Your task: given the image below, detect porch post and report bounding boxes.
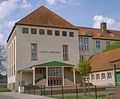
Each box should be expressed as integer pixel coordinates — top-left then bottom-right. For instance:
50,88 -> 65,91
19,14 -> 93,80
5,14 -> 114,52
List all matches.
19,71 -> 22,86
73,68 -> 76,85
46,67 -> 48,87
62,67 -> 64,86
32,67 -> 35,85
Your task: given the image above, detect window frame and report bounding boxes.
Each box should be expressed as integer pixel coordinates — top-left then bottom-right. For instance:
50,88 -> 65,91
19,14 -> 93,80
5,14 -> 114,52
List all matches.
31,43 -> 37,61
31,28 -> 37,34
22,28 -> 29,34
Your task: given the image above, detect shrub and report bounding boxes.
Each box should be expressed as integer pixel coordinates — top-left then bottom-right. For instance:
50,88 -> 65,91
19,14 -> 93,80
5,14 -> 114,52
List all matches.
0,88 -> 11,92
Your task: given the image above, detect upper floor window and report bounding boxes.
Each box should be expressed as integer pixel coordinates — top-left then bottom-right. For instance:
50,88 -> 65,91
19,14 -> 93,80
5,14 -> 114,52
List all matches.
80,55 -> 84,62
47,30 -> 52,36
62,31 -> 67,37
107,72 -> 112,79
55,31 -> 60,36
96,40 -> 100,48
31,28 -> 37,34
31,43 -> 37,61
63,45 -> 69,61
96,74 -> 100,80
101,73 -> 106,80
69,32 -> 74,37
39,29 -> 45,35
22,28 -> 28,34
106,41 -> 110,47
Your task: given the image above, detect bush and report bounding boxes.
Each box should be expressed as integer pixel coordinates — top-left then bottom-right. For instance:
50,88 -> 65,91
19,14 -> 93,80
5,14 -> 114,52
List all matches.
0,88 -> 11,92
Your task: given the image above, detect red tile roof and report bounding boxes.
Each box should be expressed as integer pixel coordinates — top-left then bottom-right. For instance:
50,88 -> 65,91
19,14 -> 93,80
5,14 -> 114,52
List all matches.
90,48 -> 120,72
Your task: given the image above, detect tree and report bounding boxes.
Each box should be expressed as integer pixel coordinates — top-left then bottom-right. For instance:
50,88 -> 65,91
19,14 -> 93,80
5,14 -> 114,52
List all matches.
0,45 -> 7,75
77,60 -> 91,95
104,42 -> 120,51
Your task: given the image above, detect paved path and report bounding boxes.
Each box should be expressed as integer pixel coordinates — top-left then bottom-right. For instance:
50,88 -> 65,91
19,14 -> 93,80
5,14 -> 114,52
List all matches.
0,92 -> 55,99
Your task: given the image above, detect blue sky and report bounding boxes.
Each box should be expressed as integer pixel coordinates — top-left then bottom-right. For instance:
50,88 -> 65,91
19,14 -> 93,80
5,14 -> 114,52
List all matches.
0,0 -> 120,44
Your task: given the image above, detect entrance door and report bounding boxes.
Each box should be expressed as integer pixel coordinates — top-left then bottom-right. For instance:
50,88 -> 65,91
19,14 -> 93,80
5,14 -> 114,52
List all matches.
48,67 -> 62,86
116,72 -> 120,85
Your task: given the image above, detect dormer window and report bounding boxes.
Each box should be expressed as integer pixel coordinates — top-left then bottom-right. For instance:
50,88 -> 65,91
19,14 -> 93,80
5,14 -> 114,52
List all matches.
22,28 -> 28,34
31,28 -> 37,34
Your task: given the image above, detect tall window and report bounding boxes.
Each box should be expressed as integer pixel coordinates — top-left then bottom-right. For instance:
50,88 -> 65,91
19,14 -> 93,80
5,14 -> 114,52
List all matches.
79,37 -> 89,51
96,74 -> 100,80
107,72 -> 112,79
80,55 -> 84,61
63,45 -> 69,61
96,40 -> 100,48
47,30 -> 52,36
101,73 -> 106,80
91,74 -> 95,80
31,43 -> 37,61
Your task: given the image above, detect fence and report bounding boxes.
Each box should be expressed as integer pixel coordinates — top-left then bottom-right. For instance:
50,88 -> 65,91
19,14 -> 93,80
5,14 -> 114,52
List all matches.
24,85 -> 106,99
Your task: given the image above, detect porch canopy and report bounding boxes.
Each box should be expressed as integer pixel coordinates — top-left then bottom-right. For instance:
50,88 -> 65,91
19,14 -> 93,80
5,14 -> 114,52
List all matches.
32,61 -> 74,67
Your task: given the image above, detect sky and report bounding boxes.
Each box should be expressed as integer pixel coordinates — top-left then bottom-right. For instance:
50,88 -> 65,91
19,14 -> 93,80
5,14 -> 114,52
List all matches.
1,0 -> 120,45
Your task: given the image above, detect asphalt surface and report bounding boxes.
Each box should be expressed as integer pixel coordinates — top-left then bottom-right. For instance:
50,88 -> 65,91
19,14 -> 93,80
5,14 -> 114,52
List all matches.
0,92 -> 55,99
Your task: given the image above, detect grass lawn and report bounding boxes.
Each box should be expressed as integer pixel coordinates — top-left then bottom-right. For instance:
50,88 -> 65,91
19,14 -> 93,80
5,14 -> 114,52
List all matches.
55,95 -> 105,99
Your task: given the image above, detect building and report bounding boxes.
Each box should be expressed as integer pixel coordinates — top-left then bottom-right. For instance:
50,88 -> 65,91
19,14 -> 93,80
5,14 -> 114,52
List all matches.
7,6 -> 80,90
89,48 -> 120,85
78,22 -> 120,61
7,6 -> 120,90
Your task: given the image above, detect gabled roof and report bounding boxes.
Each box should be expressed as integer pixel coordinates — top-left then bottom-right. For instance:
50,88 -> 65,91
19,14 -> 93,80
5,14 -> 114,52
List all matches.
78,27 -> 120,40
90,48 -> 120,72
33,61 -> 74,67
16,6 -> 77,30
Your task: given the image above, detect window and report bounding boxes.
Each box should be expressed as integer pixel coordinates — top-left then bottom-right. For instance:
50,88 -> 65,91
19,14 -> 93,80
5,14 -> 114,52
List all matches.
91,74 -> 95,80
107,72 -> 112,79
31,28 -> 37,34
101,73 -> 106,80
79,37 -> 89,51
47,30 -> 52,36
106,41 -> 110,47
96,74 -> 100,80
22,28 -> 28,34
55,31 -> 60,36
63,45 -> 69,61
62,31 -> 67,36
69,32 -> 74,37
80,55 -> 84,61
96,41 -> 100,48
39,29 -> 45,35
31,43 -> 37,61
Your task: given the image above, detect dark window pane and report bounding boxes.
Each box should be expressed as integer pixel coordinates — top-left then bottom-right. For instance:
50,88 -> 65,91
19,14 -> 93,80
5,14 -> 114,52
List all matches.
69,32 -> 74,37
22,28 -> 28,34
31,28 -> 37,34
31,43 -> 37,61
63,45 -> 69,61
47,30 -> 52,36
39,29 -> 45,35
62,31 -> 67,36
55,31 -> 60,36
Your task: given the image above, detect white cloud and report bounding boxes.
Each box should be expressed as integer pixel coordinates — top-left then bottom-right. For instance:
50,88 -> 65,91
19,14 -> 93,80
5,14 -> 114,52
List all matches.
93,15 -> 120,30
0,0 -> 18,20
45,0 -> 80,5
21,0 -> 31,8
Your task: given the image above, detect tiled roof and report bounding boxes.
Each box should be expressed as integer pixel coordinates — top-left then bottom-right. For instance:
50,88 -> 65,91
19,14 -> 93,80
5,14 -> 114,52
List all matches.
90,48 -> 120,72
17,6 -> 77,30
79,27 -> 120,40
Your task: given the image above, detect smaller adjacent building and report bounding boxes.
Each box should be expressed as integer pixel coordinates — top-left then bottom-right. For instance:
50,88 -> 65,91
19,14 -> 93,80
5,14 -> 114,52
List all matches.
89,48 -> 120,86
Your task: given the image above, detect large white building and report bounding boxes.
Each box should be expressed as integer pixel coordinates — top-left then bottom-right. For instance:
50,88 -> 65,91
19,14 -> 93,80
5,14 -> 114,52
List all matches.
7,6 -> 120,90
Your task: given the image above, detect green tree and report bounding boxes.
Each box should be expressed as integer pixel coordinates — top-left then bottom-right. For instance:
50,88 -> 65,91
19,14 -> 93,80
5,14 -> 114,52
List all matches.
0,45 -> 7,75
77,60 -> 91,95
104,41 -> 120,51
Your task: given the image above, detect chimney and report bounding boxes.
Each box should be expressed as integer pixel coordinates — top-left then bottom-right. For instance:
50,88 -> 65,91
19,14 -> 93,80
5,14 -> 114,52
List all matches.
100,22 -> 107,34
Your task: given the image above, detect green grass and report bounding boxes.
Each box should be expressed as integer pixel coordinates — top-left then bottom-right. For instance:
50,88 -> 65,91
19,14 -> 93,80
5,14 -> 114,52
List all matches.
0,88 -> 11,92
55,95 -> 105,99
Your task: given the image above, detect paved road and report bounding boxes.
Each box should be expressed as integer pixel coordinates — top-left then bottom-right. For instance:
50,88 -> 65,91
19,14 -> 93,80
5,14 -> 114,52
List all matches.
0,94 -> 20,99
0,92 -> 55,99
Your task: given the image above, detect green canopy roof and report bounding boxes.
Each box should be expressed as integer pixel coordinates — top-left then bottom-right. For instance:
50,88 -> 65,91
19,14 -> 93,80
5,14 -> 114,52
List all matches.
34,61 -> 74,67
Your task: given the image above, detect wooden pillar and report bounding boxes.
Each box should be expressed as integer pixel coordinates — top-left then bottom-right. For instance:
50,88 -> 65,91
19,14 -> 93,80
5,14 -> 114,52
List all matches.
73,68 -> 76,85
62,67 -> 64,86
32,67 -> 35,85
46,67 -> 48,87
